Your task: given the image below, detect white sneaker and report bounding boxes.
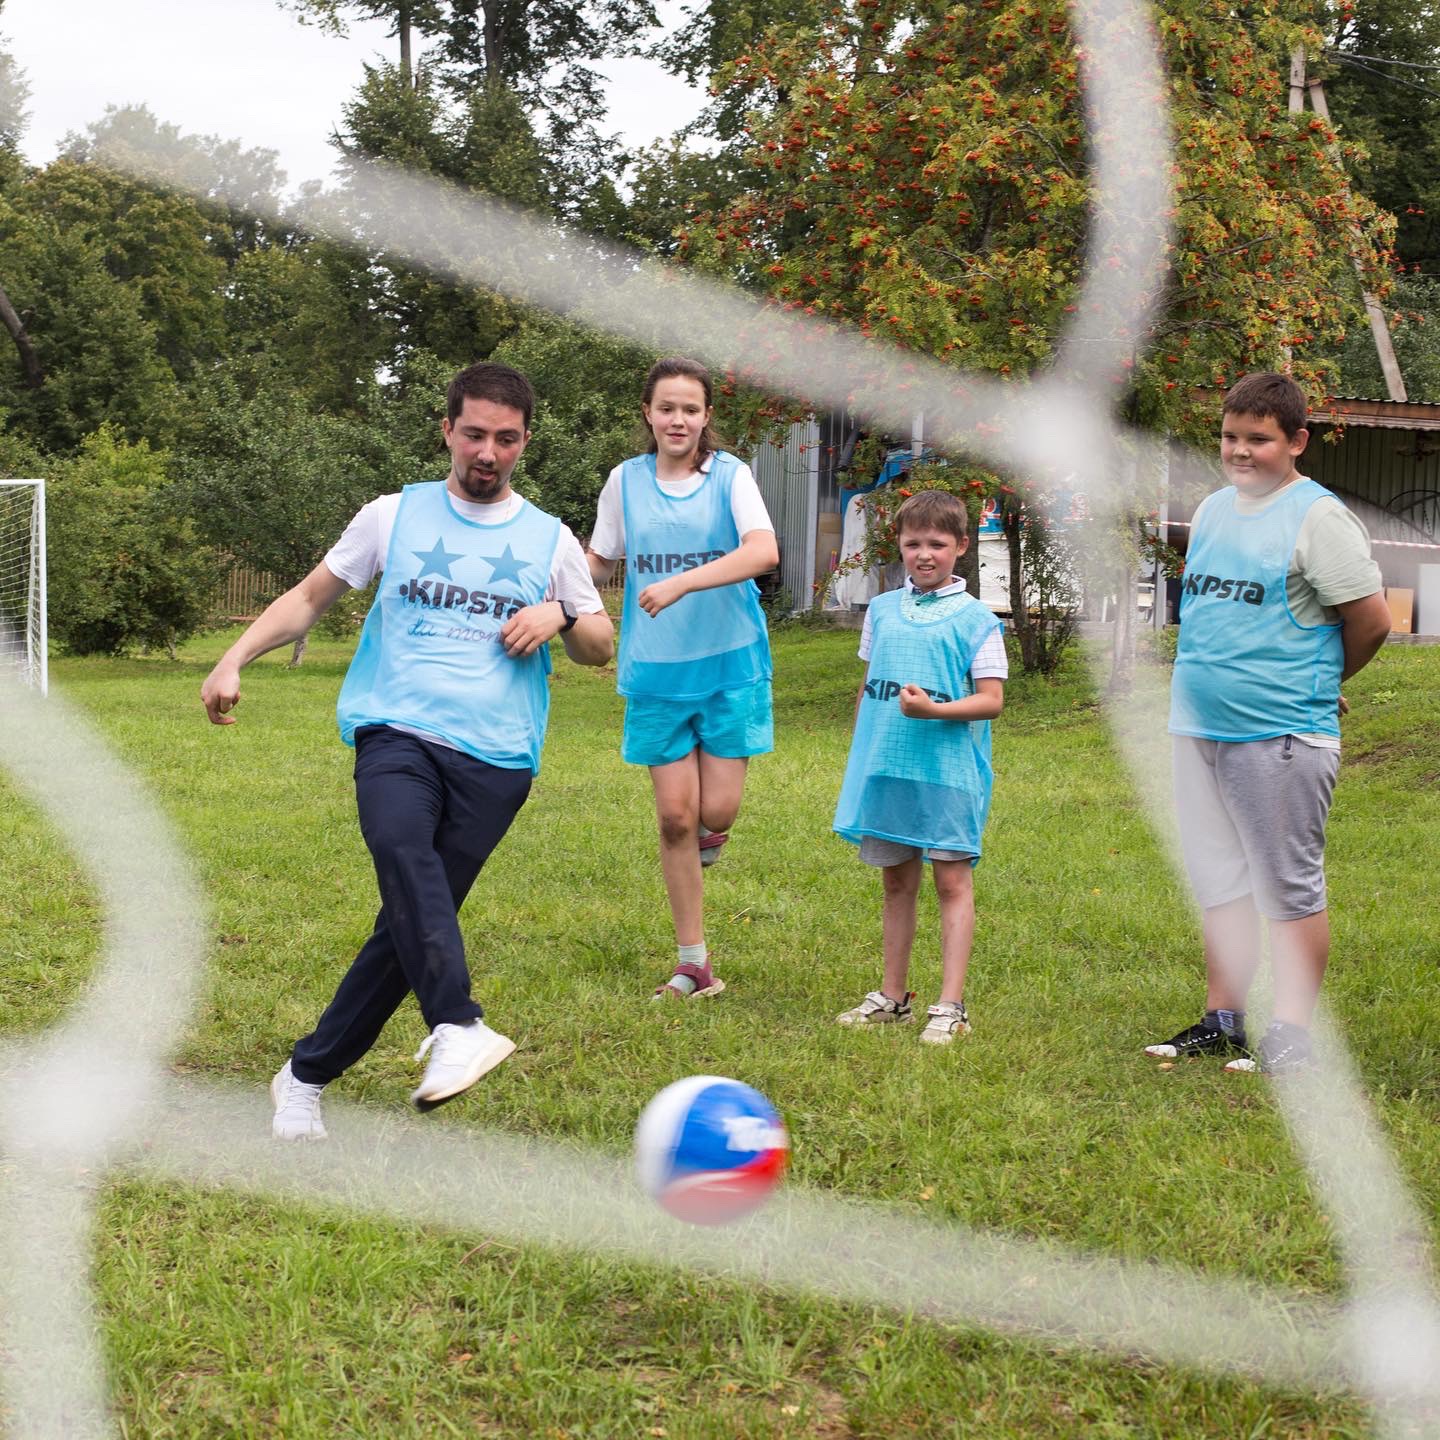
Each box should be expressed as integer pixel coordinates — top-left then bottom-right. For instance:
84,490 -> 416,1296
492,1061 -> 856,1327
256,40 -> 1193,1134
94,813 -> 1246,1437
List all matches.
411,1019 -> 515,1112
920,1001 -> 971,1046
271,1060 -> 327,1141
836,990 -> 914,1026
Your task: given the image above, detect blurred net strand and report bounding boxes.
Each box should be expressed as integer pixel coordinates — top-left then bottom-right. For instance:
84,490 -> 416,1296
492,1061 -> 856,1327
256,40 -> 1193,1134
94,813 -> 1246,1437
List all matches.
3,0 -> 1439,1432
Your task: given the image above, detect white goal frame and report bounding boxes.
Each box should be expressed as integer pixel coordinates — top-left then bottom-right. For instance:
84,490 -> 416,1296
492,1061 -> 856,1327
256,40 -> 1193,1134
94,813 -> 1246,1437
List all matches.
0,477 -> 47,696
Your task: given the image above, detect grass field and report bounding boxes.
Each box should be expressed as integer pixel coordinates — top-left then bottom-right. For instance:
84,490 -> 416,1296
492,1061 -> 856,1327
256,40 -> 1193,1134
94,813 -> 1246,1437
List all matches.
2,624 -> 1437,1438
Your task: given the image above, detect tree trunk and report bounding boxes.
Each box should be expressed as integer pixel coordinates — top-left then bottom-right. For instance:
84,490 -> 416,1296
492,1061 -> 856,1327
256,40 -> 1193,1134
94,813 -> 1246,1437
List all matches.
482,0 -> 502,81
1002,497 -> 1033,670
0,278 -> 43,390
959,527 -> 981,604
399,2 -> 413,85
1109,565 -> 1135,694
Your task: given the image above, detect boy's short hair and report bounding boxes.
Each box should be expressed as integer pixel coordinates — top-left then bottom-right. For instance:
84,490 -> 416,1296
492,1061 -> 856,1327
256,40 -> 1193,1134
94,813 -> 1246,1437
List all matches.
447,362 -> 536,428
895,489 -> 969,542
1222,372 -> 1308,439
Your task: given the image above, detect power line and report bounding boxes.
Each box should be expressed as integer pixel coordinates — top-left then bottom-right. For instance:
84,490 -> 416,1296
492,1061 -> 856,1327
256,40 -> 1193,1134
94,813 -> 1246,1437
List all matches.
1333,53 -> 1440,102
1327,50 -> 1440,74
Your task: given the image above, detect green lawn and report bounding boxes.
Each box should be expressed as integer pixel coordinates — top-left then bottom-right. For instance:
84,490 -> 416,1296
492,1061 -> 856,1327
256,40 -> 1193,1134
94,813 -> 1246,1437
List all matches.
3,626 -> 1437,1438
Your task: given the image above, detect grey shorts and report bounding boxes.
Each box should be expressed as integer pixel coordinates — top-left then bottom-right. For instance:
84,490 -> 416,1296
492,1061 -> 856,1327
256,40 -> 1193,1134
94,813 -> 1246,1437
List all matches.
859,836 -> 976,868
1172,735 -> 1339,920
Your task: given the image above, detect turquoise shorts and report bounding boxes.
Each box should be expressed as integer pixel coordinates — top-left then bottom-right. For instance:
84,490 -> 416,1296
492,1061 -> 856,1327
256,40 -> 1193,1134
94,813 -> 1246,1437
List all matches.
621,680 -> 774,767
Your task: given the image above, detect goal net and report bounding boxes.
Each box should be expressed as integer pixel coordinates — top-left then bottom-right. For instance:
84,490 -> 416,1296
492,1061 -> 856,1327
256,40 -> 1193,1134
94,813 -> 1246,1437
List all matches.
0,478 -> 46,694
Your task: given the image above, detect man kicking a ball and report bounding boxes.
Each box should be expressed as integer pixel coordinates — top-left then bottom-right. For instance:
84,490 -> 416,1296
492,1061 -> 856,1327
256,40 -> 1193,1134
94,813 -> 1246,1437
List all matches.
201,363 -> 613,1137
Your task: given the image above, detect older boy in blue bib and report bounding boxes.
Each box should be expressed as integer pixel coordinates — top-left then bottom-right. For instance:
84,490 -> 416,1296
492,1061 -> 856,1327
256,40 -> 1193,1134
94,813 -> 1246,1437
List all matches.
833,490 -> 1007,1044
1148,372 -> 1390,1075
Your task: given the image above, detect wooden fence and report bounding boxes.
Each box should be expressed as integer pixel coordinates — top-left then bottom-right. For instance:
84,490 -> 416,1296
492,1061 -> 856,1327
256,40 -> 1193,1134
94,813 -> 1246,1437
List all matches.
220,566 -> 280,622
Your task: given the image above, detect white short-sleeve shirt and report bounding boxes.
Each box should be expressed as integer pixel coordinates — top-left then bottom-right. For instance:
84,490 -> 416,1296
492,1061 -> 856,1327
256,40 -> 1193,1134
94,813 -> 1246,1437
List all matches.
859,577 -> 1009,681
588,453 -> 774,560
325,488 -> 605,612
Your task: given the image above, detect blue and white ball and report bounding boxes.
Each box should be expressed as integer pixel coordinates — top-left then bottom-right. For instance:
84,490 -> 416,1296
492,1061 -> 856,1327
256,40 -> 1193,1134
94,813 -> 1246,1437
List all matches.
635,1075 -> 789,1225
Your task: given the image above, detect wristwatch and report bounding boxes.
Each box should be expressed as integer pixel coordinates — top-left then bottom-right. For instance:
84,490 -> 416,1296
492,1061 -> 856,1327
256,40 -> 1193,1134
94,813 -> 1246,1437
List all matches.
557,599 -> 578,632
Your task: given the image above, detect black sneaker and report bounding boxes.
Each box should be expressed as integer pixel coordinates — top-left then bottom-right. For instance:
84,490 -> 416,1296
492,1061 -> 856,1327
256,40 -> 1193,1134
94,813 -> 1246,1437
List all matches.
1226,1023 -> 1311,1076
1145,1020 -> 1248,1060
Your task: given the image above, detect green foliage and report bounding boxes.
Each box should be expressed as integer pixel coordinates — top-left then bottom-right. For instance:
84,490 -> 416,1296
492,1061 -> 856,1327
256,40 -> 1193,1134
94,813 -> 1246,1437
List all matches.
0,187 -> 181,450
685,0 -> 1394,440
1334,274 -> 1440,402
172,369 -> 435,593
489,315 -> 655,536
224,242 -> 393,414
0,107 -> 282,452
0,38 -> 30,156
1323,0 -> 1440,270
45,427 -> 220,657
65,105 -> 288,262
1002,497 -> 1082,677
24,157 -> 227,379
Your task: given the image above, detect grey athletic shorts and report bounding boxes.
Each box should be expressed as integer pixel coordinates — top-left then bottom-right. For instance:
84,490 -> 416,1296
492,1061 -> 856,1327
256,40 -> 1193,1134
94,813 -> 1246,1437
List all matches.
859,836 -> 975,867
1172,735 -> 1339,920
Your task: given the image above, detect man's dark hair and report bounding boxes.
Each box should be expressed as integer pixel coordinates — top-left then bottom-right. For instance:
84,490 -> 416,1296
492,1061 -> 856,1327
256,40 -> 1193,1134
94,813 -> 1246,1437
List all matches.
895,489 -> 969,542
447,363 -> 536,428
1222,372 -> 1308,439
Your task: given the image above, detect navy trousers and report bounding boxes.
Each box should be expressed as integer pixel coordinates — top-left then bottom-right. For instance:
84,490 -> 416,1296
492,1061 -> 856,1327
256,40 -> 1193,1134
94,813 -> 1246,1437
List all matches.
290,726 -> 532,1085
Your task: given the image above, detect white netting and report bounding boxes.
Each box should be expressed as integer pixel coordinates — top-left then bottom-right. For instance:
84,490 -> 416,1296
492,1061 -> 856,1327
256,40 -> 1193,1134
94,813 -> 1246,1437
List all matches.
0,479 -> 45,695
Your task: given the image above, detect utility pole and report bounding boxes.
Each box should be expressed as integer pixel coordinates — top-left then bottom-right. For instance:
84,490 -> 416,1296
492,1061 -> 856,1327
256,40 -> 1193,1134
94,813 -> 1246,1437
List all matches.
1290,46 -> 1407,402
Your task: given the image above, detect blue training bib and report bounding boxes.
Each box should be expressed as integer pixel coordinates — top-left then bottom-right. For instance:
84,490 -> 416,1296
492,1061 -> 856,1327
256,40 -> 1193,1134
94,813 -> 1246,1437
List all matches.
1170,479 -> 1344,742
833,589 -> 1001,857
616,452 -> 771,700
337,482 -> 561,772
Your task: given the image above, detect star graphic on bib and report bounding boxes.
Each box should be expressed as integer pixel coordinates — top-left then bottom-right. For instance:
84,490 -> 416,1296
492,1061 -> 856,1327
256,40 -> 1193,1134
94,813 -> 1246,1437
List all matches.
476,544 -> 531,586
412,537 -> 465,580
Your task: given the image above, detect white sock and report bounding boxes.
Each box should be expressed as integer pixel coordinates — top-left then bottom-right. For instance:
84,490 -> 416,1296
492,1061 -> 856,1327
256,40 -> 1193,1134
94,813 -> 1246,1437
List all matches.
671,942 -> 707,996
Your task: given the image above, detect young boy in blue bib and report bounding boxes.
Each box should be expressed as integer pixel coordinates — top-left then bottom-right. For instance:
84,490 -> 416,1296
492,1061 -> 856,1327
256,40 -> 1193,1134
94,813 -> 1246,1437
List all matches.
1148,372 -> 1390,1075
833,489 -> 1007,1044
587,357 -> 778,999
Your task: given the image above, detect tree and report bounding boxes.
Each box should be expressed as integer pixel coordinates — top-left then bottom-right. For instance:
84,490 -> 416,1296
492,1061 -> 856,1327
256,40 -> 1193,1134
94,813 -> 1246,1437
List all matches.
289,0 -> 657,218
172,368 -> 436,659
686,0 -> 1393,439
489,315 -> 656,535
1335,273 -> 1440,400
64,104 -> 290,262
1322,0 -> 1440,271
683,0 -> 1397,679
22,157 -> 227,381
223,241 -> 394,415
46,427 -> 220,658
283,0 -> 448,87
0,189 -> 181,450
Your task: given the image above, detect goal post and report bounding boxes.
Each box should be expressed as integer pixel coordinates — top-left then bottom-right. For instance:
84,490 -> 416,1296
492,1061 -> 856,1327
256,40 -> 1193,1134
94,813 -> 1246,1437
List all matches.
0,478 -> 47,695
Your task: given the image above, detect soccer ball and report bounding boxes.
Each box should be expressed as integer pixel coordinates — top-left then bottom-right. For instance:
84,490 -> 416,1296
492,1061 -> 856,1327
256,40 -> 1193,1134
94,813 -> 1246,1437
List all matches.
634,1075 -> 789,1225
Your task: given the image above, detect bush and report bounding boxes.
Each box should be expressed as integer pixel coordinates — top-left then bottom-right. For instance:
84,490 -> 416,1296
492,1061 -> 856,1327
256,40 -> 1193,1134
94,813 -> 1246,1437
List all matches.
47,426 -> 220,657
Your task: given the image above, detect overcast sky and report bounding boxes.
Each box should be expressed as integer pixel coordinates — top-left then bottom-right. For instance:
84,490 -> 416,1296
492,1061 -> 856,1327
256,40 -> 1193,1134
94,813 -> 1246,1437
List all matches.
1,0 -> 707,191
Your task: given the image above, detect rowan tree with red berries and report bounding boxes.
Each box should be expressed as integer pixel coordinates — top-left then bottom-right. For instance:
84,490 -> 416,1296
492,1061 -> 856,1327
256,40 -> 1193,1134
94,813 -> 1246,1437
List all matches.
679,0 -> 1394,675
681,0 -> 1395,439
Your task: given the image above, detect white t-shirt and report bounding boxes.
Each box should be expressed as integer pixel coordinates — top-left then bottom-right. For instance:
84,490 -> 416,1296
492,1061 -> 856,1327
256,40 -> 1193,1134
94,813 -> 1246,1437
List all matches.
325,488 -> 605,612
859,577 -> 1009,681
588,453 -> 774,560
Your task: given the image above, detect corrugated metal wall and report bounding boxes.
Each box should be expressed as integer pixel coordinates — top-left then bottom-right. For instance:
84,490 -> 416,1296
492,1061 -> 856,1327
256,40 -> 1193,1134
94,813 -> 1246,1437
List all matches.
1307,424 -> 1440,591
750,417 -> 819,612
1165,425 -> 1440,592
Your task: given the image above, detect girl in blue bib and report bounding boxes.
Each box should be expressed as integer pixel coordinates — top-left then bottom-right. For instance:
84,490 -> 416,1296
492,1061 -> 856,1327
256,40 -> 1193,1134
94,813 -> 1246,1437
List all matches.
587,358 -> 779,999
